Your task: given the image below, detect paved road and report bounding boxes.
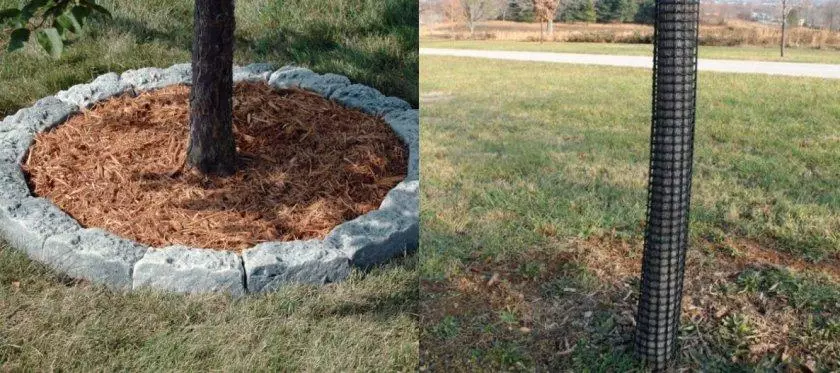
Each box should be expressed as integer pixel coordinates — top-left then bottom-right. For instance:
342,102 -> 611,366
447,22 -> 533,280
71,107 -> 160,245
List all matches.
420,48 -> 840,79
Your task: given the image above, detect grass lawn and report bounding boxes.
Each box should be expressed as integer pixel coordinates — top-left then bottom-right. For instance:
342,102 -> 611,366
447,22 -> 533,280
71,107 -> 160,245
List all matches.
419,56 -> 839,371
0,0 -> 418,371
0,0 -> 418,117
421,40 -> 840,65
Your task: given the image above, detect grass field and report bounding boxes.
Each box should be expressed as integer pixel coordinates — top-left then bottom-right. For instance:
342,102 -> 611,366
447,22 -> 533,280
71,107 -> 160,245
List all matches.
0,0 -> 418,117
419,56 -> 840,371
0,0 -> 418,371
421,40 -> 840,64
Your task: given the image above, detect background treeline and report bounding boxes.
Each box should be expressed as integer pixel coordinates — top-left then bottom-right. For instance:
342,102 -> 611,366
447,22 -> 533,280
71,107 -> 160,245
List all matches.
501,0 -> 655,24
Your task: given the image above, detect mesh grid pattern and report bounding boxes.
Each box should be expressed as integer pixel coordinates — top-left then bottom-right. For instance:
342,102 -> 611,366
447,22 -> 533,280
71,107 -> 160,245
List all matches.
634,0 -> 700,370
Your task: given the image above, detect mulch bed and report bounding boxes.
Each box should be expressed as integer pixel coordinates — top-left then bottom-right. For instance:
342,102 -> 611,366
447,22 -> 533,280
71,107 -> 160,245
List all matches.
23,82 -> 407,251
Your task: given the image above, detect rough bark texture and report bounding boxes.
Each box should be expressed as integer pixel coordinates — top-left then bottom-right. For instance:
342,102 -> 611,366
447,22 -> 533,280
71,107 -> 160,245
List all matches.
187,0 -> 237,176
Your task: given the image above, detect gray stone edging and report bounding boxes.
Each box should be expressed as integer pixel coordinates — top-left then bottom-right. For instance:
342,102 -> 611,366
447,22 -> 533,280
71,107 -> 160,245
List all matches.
0,62 -> 419,296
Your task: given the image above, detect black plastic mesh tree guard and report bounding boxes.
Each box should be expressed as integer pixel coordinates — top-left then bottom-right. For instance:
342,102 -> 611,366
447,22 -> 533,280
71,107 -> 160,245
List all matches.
634,0 -> 700,370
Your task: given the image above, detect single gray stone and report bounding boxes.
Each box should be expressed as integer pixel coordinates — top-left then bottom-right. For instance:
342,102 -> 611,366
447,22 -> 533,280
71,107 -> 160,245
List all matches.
298,73 -> 351,97
0,197 -> 81,261
133,246 -> 245,296
407,142 -> 419,181
5,96 -> 78,133
121,63 -> 191,91
233,63 -> 276,82
329,84 -> 412,116
42,228 -> 149,291
378,180 -> 419,219
382,109 -> 419,147
0,129 -> 34,164
242,240 -> 350,293
0,162 -> 29,202
326,209 -> 418,269
267,66 -> 317,90
56,73 -> 130,108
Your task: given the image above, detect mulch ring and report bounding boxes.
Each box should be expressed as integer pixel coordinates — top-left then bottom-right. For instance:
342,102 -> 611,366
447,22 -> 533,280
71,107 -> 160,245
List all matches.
23,82 -> 407,252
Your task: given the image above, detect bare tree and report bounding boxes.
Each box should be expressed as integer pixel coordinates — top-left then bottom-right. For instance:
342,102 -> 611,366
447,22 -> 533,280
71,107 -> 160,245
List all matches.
824,0 -> 840,31
779,0 -> 808,57
460,0 -> 497,38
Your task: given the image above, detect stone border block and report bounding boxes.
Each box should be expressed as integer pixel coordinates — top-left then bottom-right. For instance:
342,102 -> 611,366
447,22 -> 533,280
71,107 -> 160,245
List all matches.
121,64 -> 192,91
378,180 -> 419,219
0,197 -> 82,261
0,129 -> 34,164
234,63 -> 276,82
242,240 -> 350,293
0,162 -> 30,202
133,245 -> 246,296
4,96 -> 78,134
326,209 -> 418,269
267,66 -> 317,90
0,62 -> 419,294
329,84 -> 412,117
56,72 -> 131,108
42,228 -> 149,291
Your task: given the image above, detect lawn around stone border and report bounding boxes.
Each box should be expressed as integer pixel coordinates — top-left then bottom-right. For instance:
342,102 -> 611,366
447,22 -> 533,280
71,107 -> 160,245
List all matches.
0,63 -> 419,296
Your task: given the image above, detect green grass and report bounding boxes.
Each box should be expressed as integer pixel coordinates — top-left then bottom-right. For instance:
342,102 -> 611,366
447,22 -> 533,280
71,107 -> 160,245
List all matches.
421,40 -> 840,64
0,1 -> 418,371
419,55 -> 840,370
0,244 -> 418,371
0,0 -> 418,117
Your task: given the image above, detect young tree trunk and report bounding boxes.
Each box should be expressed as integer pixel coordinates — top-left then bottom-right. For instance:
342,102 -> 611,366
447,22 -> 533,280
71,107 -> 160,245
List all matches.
780,0 -> 787,57
548,19 -> 554,38
540,21 -> 546,42
187,0 -> 237,176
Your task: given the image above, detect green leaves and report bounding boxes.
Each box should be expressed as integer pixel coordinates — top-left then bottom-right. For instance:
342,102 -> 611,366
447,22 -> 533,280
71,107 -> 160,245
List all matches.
2,0 -> 111,58
0,8 -> 21,23
8,28 -> 30,52
35,28 -> 63,58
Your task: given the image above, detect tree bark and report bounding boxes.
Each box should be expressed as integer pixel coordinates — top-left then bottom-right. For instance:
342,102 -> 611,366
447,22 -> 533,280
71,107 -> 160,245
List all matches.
187,0 -> 237,176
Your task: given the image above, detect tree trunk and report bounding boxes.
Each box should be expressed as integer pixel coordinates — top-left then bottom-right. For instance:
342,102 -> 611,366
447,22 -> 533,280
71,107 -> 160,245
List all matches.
187,0 -> 237,176
548,19 -> 554,38
780,0 -> 787,57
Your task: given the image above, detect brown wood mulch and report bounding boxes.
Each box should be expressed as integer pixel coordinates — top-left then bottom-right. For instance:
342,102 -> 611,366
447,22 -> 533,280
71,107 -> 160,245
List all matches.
23,82 -> 407,252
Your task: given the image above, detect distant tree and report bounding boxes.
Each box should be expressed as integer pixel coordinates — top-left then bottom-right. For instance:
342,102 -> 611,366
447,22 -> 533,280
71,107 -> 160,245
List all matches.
633,0 -> 655,25
459,0 -> 497,37
595,0 -> 637,23
779,0 -> 808,57
533,0 -> 559,40
562,0 -> 596,22
826,0 -> 840,31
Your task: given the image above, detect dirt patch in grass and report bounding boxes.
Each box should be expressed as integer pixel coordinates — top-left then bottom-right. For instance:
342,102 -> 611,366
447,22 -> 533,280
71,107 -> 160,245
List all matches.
421,234 -> 840,371
24,82 -> 407,251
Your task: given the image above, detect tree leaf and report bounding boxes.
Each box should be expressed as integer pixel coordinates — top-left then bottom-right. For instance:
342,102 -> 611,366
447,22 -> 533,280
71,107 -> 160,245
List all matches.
7,28 -> 30,52
70,6 -> 90,26
56,12 -> 82,34
0,8 -> 21,23
80,0 -> 111,19
20,0 -> 48,20
35,27 -> 63,58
